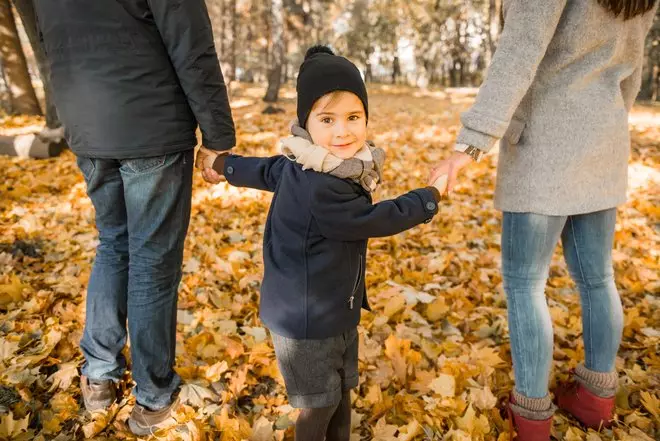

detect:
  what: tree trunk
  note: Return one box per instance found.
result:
[230,0,237,81]
[219,0,226,58]
[263,0,284,103]
[392,55,400,85]
[11,0,61,127]
[486,0,502,62]
[1,59,10,110]
[264,1,271,82]
[0,0,41,115]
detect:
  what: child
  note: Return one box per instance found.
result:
[197,46,443,441]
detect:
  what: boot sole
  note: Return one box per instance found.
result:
[128,416,178,436]
[128,418,154,436]
[83,397,115,412]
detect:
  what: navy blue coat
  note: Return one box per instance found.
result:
[34,0,235,158]
[222,155,439,339]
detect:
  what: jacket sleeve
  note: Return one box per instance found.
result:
[147,0,236,151]
[455,0,568,152]
[223,155,289,192]
[620,7,657,112]
[309,180,439,241]
[620,59,644,112]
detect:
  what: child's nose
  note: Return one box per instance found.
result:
[334,121,350,137]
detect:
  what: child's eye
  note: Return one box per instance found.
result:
[321,117,333,124]
[348,115,360,121]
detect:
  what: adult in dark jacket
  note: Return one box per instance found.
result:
[33,0,235,434]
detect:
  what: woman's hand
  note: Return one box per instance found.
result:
[428,151,474,195]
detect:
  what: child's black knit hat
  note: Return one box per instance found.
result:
[296,45,369,127]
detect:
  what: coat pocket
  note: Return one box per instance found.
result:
[504,118,526,145]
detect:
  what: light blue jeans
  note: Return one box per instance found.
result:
[502,209,623,398]
[77,151,193,409]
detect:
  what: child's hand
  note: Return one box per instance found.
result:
[431,174,448,196]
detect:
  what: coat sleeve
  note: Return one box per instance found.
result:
[147,0,236,151]
[309,180,439,241]
[455,0,568,152]
[620,7,657,112]
[223,155,289,192]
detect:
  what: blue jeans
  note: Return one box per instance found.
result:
[502,209,623,398]
[76,151,193,409]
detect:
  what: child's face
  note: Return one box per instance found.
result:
[306,91,367,159]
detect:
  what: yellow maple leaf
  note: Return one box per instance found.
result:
[179,384,218,408]
[0,412,30,438]
[384,335,410,384]
[470,386,497,410]
[396,420,422,441]
[47,362,79,392]
[456,404,490,435]
[430,373,455,397]
[0,275,28,307]
[204,360,230,382]
[383,294,406,319]
[564,426,586,441]
[372,417,398,441]
[250,416,274,441]
[425,297,449,322]
[640,391,659,421]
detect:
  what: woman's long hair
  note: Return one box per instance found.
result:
[597,0,657,19]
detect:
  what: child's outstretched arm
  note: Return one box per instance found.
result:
[208,151,289,192]
[309,179,441,241]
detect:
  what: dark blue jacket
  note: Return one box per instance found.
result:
[222,155,440,339]
[33,0,235,159]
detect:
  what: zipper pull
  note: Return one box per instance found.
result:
[348,296,355,310]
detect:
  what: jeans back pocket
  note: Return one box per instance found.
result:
[122,154,170,174]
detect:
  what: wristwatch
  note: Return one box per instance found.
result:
[455,143,484,162]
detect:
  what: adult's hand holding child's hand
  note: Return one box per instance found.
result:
[428,151,473,196]
[196,146,226,184]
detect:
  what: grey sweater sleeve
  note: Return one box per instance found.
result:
[621,8,657,112]
[148,0,236,151]
[456,0,568,152]
[620,59,644,112]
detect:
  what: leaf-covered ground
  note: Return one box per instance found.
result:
[1,85,658,441]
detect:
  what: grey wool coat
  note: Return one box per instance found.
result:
[456,0,657,215]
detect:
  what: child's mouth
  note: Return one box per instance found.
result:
[332,142,354,148]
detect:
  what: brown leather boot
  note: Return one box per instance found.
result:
[80,375,116,411]
[128,396,180,436]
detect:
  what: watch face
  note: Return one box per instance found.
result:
[467,146,482,160]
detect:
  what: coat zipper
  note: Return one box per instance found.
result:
[349,253,362,309]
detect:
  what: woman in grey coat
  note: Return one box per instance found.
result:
[429,1,657,439]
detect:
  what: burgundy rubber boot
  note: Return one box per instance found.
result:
[555,380,615,430]
[507,395,553,441]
